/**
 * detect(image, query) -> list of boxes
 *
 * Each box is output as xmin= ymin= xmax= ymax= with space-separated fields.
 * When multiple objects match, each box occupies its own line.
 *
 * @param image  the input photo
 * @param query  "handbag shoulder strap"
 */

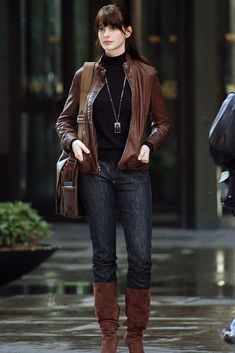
xmin=77 ymin=62 xmax=95 ymax=141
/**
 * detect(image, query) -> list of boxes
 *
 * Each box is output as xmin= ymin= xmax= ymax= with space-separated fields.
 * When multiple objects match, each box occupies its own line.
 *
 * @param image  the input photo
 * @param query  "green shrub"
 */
xmin=0 ymin=201 xmax=51 ymax=247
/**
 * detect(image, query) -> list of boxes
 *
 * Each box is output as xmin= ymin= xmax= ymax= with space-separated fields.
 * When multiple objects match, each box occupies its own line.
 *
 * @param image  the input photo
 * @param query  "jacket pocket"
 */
xmin=79 ymin=152 xmax=97 ymax=173
xmin=126 ymin=154 xmax=149 ymax=171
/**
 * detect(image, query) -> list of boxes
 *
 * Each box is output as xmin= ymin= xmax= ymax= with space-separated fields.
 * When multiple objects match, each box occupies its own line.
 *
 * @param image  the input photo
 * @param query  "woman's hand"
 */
xmin=138 ymin=145 xmax=150 ymax=163
xmin=72 ymin=140 xmax=90 ymax=162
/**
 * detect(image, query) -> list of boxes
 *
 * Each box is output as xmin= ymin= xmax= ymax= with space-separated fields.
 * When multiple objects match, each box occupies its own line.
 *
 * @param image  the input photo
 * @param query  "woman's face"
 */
xmin=98 ymin=24 xmax=132 ymax=57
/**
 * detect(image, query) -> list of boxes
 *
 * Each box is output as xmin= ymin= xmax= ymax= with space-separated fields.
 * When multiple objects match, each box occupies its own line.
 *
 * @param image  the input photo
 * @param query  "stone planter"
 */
xmin=0 ymin=244 xmax=59 ymax=286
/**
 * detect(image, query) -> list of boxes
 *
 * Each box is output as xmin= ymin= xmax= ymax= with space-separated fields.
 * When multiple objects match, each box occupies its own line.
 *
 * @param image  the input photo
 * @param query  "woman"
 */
xmin=56 ymin=4 xmax=171 ymax=353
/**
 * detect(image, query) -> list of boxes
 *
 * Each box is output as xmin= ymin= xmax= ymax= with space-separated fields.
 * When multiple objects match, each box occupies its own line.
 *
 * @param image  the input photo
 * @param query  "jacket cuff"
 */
xmin=69 ymin=138 xmax=78 ymax=151
xmin=143 ymin=141 xmax=154 ymax=152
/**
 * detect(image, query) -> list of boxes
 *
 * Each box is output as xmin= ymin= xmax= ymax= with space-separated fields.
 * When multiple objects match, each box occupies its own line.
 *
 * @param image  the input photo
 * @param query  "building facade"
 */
xmin=1 ymin=0 xmax=234 ymax=228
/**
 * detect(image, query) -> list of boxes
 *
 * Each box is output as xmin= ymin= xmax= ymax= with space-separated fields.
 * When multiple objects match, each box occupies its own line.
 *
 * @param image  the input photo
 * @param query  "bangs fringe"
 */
xmin=95 ymin=6 xmax=124 ymax=31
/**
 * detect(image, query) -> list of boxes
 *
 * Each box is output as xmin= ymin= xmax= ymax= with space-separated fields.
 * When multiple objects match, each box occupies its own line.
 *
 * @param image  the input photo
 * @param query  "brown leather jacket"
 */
xmin=56 ymin=54 xmax=172 ymax=174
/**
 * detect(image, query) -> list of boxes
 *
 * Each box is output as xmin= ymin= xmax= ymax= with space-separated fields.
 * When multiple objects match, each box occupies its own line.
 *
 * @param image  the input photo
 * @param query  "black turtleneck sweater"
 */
xmin=93 ymin=52 xmax=132 ymax=162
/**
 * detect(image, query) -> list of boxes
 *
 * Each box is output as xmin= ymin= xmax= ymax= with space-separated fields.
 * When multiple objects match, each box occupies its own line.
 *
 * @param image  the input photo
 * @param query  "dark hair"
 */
xmin=95 ymin=4 xmax=149 ymax=65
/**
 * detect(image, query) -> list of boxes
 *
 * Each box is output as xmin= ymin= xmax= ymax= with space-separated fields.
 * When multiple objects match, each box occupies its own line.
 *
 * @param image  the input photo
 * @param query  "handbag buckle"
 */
xmin=77 ymin=113 xmax=85 ymax=123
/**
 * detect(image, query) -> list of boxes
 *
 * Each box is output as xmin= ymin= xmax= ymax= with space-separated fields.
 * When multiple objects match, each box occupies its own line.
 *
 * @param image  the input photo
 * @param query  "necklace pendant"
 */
xmin=114 ymin=122 xmax=121 ymax=134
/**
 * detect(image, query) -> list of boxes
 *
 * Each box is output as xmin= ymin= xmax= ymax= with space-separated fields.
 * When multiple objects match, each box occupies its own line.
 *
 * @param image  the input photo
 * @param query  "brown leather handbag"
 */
xmin=56 ymin=62 xmax=95 ymax=218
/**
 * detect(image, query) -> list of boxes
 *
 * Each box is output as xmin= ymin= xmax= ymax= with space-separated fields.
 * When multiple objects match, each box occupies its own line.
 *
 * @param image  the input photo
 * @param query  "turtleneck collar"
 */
xmin=102 ymin=52 xmax=126 ymax=65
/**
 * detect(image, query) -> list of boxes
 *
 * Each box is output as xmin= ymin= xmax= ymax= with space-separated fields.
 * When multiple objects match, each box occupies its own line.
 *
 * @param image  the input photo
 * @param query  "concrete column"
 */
xmin=0 ymin=0 xmax=9 ymax=153
xmin=193 ymin=0 xmax=219 ymax=228
xmin=74 ymin=0 xmax=89 ymax=65
xmin=0 ymin=0 xmax=10 ymax=200
xmin=0 ymin=0 xmax=21 ymax=200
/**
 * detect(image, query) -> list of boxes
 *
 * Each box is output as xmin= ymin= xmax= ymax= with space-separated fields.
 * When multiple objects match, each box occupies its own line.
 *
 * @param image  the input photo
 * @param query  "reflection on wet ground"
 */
xmin=1 ymin=223 xmax=235 ymax=352
xmin=1 ymin=234 xmax=235 ymax=298
xmin=1 ymin=246 xmax=235 ymax=297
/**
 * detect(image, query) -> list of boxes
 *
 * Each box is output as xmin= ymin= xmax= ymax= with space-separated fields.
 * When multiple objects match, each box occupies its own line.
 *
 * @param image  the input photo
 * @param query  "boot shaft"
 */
xmin=93 ymin=282 xmax=119 ymax=323
xmin=124 ymin=287 xmax=151 ymax=353
xmin=125 ymin=287 xmax=151 ymax=329
xmin=93 ymin=282 xmax=119 ymax=353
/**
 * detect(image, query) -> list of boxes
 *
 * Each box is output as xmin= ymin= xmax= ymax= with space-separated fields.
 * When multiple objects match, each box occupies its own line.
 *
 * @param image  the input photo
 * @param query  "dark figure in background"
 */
xmin=56 ymin=4 xmax=171 ymax=353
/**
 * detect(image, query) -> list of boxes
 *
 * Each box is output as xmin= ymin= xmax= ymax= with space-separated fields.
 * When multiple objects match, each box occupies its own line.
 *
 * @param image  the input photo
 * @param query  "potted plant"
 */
xmin=0 ymin=201 xmax=58 ymax=286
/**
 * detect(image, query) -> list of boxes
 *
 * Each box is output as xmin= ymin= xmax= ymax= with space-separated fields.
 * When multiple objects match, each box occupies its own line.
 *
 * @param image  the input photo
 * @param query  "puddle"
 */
xmin=1 ymin=245 xmax=235 ymax=298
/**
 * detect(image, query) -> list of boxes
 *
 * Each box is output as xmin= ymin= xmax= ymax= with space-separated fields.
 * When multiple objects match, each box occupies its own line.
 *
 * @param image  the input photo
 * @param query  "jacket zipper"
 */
xmin=117 ymin=64 xmax=134 ymax=169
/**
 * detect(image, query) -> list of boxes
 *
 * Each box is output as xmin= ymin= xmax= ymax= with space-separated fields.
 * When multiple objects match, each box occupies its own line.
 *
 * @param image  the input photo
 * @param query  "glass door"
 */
xmin=141 ymin=0 xmax=180 ymax=225
xmin=19 ymin=0 xmax=104 ymax=218
xmin=19 ymin=0 xmax=63 ymax=216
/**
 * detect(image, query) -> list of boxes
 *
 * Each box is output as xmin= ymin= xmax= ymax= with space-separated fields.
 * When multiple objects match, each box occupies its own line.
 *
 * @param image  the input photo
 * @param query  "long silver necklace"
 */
xmin=105 ymin=74 xmax=127 ymax=134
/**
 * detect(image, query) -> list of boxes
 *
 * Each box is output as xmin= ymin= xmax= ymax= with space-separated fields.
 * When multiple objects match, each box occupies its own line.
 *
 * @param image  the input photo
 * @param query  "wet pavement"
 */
xmin=1 ymin=222 xmax=235 ymax=352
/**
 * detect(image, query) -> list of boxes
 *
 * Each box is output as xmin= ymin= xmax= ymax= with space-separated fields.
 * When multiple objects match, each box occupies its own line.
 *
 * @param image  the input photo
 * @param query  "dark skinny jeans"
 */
xmin=79 ymin=160 xmax=152 ymax=289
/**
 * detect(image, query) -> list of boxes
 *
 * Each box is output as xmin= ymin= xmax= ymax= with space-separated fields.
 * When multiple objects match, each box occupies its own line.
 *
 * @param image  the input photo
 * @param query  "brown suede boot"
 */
xmin=124 ymin=287 xmax=151 ymax=353
xmin=93 ymin=283 xmax=119 ymax=353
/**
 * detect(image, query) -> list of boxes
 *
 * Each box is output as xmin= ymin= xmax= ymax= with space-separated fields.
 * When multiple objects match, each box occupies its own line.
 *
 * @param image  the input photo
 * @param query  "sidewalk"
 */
xmin=0 ymin=221 xmax=235 ymax=352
